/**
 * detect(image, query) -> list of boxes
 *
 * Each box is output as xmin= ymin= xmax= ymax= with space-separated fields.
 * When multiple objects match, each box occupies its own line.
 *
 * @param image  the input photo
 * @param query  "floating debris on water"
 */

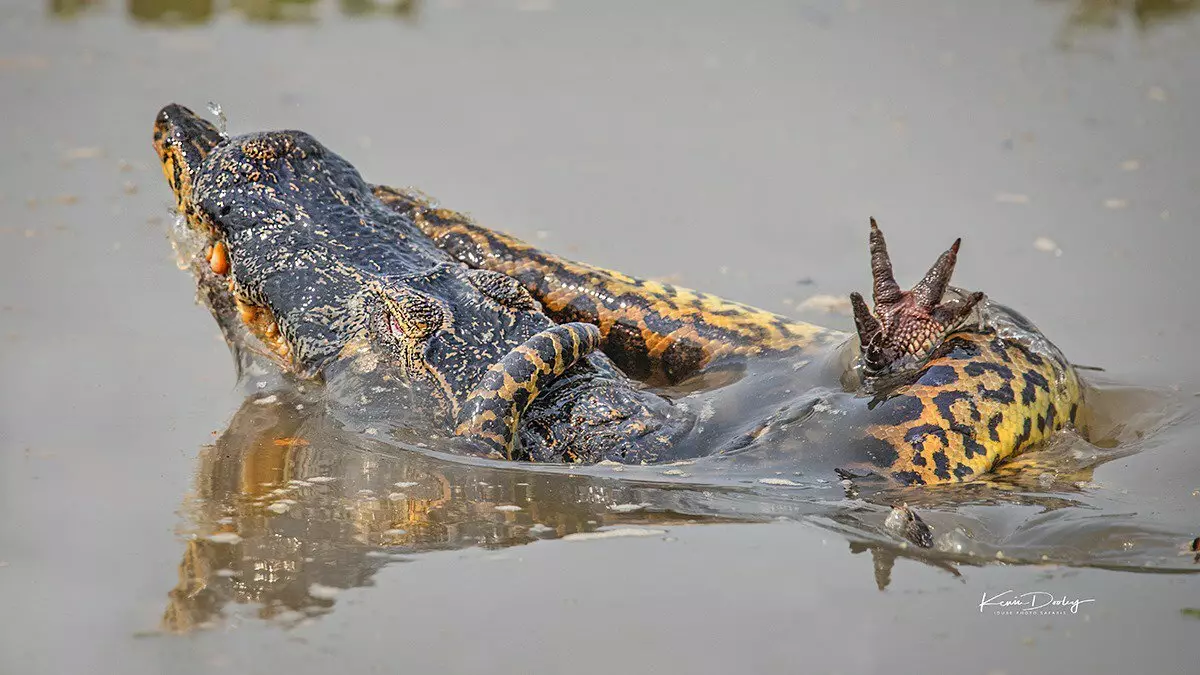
xmin=1033 ymin=237 xmax=1062 ymax=256
xmin=63 ymin=146 xmax=103 ymax=160
xmin=393 ymin=481 xmax=419 ymax=488
xmin=306 ymin=476 xmax=336 ymax=484
xmin=1103 ymin=198 xmax=1129 ymax=209
xmin=1121 ymin=159 xmax=1141 ymax=171
xmin=562 ymin=528 xmax=667 ymax=542
xmin=1147 ymin=86 xmax=1167 ymax=102
xmin=995 ymin=192 xmax=1031 ymax=205
xmin=798 ymin=294 xmax=852 ymax=315
xmin=253 ymin=394 xmax=278 ymax=405
xmin=383 ymin=528 xmax=407 ymax=536
xmin=207 ymin=532 xmax=242 ymax=545
xmin=266 ymin=501 xmax=292 ymax=514
xmin=494 ymin=504 xmax=522 ymax=512
xmin=387 ymin=492 xmax=406 ymax=501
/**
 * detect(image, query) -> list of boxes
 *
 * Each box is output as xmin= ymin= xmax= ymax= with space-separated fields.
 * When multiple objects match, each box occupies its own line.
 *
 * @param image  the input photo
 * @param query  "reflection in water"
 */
xmin=47 ymin=0 xmax=419 ymax=24
xmin=1049 ymin=0 xmax=1200 ymax=47
xmin=163 ymin=390 xmax=744 ymax=632
xmin=1053 ymin=0 xmax=1199 ymax=30
xmin=49 ymin=0 xmax=102 ymax=19
xmin=162 ymin=379 xmax=1199 ymax=632
xmin=129 ymin=0 xmax=216 ymax=24
xmin=46 ymin=0 xmax=1200 ymax=30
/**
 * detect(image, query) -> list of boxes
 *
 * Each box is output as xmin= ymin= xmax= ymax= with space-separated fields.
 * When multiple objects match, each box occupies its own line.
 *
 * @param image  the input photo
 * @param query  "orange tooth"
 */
xmin=209 ymin=240 xmax=229 ymax=276
xmin=237 ymin=298 xmax=256 ymax=325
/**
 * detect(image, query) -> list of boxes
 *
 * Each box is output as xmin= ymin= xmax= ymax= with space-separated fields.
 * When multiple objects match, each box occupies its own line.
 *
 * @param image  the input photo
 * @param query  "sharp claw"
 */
xmin=911 ymin=238 xmax=961 ymax=310
xmin=856 ymin=222 xmax=983 ymax=375
xmin=868 ymin=218 xmax=904 ymax=305
xmin=850 ymin=292 xmax=881 ymax=343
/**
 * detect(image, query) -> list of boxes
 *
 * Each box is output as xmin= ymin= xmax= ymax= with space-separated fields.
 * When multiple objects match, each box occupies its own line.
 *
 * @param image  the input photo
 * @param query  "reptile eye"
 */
xmin=387 ymin=314 xmax=408 ymax=341
xmin=384 ymin=289 xmax=447 ymax=343
xmin=219 ymin=204 xmax=231 ymax=216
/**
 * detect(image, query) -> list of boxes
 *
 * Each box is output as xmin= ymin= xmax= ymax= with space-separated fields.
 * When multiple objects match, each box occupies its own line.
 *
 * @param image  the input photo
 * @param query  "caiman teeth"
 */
xmin=206 ymin=240 xmax=229 ymax=276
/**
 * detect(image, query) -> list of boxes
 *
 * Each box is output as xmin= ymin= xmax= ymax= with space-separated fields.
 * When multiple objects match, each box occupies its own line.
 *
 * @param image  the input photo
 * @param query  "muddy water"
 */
xmin=2 ymin=1 xmax=1199 ymax=674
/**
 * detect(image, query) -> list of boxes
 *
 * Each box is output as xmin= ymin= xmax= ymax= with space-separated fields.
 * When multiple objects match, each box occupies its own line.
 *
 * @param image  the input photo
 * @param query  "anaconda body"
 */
xmin=154 ymin=104 xmax=1085 ymax=485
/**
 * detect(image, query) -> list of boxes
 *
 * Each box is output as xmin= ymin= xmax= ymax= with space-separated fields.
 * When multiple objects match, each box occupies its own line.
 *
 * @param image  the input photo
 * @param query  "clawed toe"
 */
xmin=851 ymin=219 xmax=984 ymax=374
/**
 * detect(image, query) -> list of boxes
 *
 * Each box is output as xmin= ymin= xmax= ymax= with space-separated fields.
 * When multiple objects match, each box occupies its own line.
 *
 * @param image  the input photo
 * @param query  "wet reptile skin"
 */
xmin=153 ymin=104 xmax=691 ymax=463
xmin=373 ymin=186 xmax=1087 ymax=485
xmin=152 ymin=103 xmax=1086 ymax=485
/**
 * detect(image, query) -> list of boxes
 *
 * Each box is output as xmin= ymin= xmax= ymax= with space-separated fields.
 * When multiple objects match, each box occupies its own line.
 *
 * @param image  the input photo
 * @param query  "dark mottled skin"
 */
xmin=154 ymin=103 xmax=1086 ymax=485
xmin=372 ymin=186 xmax=1087 ymax=485
xmin=153 ymin=104 xmax=690 ymax=463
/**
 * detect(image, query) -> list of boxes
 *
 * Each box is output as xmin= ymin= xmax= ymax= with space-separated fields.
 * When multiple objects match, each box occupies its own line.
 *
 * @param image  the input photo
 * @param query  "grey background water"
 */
xmin=2 ymin=1 xmax=1199 ymax=673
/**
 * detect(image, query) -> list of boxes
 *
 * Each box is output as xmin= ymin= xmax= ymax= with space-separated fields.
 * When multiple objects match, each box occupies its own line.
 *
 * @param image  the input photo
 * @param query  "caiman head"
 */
xmin=153 ymin=104 xmax=687 ymax=460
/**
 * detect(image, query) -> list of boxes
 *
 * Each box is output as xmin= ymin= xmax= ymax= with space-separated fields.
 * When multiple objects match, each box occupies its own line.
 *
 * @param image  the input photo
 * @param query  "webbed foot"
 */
xmin=850 ymin=219 xmax=984 ymax=374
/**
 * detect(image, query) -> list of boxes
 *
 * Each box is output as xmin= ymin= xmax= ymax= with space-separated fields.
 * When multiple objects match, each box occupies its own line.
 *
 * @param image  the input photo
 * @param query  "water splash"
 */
xmin=206 ymin=101 xmax=228 ymax=138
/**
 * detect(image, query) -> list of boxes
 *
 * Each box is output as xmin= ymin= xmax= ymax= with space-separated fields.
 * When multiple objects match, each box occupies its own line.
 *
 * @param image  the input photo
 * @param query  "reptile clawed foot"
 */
xmin=850 ymin=219 xmax=984 ymax=374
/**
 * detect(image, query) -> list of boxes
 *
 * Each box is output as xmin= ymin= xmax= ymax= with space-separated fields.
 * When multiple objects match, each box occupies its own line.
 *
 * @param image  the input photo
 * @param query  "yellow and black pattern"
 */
xmin=153 ymin=103 xmax=1088 ymax=485
xmin=373 ymin=185 xmax=840 ymax=385
xmin=853 ymin=332 xmax=1084 ymax=484
xmin=372 ymin=185 xmax=1087 ymax=485
xmin=456 ymin=322 xmax=602 ymax=458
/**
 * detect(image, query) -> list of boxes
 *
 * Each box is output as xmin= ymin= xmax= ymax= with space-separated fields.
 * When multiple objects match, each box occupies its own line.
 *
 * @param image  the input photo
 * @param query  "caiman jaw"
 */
xmin=850 ymin=219 xmax=984 ymax=375
xmin=154 ymin=104 xmax=296 ymax=373
xmin=153 ymin=103 xmax=225 ymax=220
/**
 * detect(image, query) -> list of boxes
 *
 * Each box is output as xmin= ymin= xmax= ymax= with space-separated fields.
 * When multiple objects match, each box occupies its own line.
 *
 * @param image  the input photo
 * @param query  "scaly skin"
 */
xmin=373 ymin=185 xmax=1087 ymax=485
xmin=151 ymin=103 xmax=1086 ymax=484
xmin=374 ymin=186 xmax=841 ymax=385
xmin=153 ymin=104 xmax=690 ymax=463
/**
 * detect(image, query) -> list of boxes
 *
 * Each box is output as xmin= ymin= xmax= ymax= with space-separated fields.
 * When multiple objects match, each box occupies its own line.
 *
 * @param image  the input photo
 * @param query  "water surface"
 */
xmin=2 ymin=1 xmax=1199 ymax=673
